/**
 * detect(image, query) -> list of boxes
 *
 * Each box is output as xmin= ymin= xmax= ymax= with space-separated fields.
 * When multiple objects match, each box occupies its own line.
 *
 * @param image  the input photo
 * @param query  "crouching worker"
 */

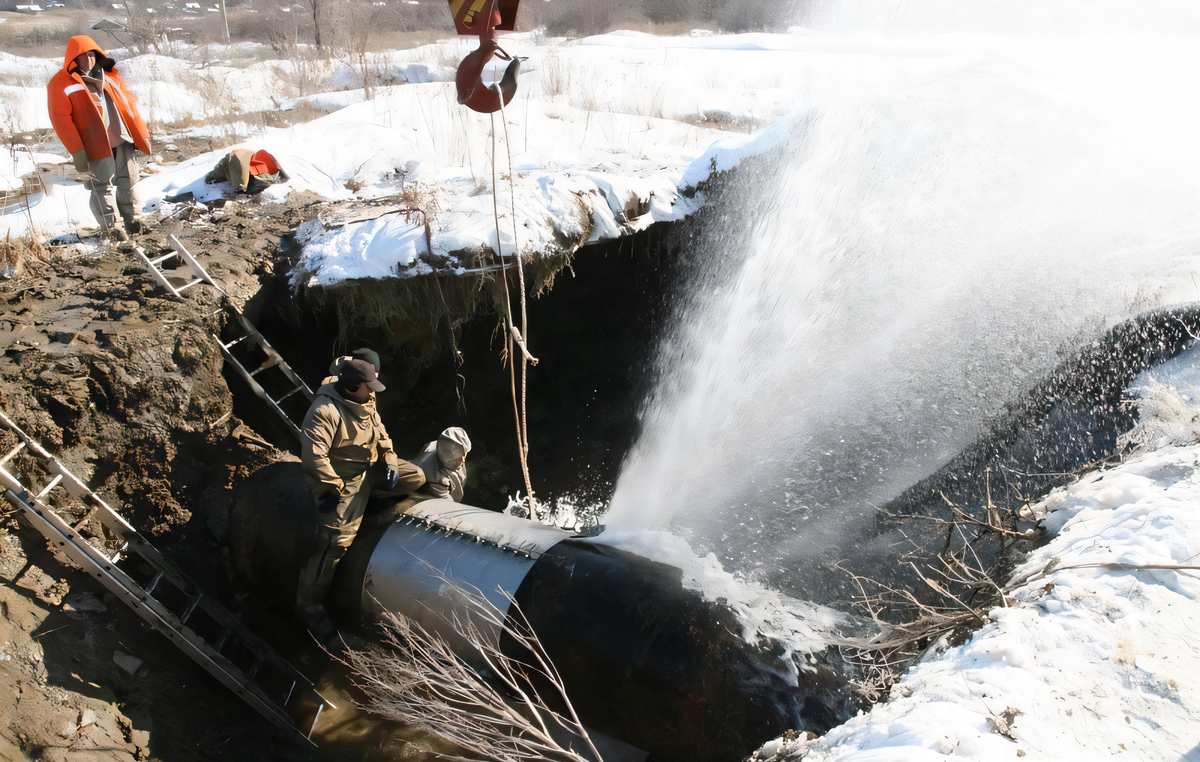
xmin=205 ymin=148 xmax=287 ymax=194
xmin=297 ymin=358 xmax=424 ymax=635
xmin=47 ymin=35 xmax=152 ymax=240
xmin=412 ymin=427 xmax=472 ymax=502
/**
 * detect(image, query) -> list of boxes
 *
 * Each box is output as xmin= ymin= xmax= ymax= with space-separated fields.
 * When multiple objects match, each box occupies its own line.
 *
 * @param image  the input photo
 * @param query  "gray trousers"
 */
xmin=85 ymin=142 xmax=138 ymax=230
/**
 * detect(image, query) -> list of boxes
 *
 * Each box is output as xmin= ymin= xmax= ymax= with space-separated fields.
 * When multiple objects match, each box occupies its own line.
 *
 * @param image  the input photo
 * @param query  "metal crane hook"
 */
xmin=450 ymin=0 xmax=523 ymax=113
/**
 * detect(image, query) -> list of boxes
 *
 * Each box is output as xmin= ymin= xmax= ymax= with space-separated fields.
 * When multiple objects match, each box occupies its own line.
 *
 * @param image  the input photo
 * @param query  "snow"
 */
xmin=770 ymin=348 xmax=1200 ymax=762
xmin=5 ymin=15 xmax=1200 ymax=762
xmin=1 ymin=31 xmax=813 ymax=280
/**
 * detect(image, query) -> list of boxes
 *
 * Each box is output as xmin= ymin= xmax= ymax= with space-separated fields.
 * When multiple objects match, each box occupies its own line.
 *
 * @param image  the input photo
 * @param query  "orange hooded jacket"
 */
xmin=47 ymin=35 xmax=151 ymax=160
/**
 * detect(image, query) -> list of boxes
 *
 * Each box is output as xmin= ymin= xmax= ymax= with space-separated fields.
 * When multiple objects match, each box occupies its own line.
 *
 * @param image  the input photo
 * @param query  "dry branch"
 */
xmin=343 ymin=579 xmax=600 ymax=762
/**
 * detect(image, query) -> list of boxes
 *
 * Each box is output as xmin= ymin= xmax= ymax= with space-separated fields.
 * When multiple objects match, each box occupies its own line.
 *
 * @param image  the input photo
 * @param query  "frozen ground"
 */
xmin=7 ymin=17 xmax=1200 ymax=762
xmin=739 ymin=346 xmax=1200 ymax=762
xmin=2 ymin=31 xmax=806 ymax=283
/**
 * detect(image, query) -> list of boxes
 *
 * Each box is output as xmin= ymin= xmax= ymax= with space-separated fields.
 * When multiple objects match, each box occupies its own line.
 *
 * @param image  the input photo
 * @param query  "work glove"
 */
xmin=70 ymin=150 xmax=89 ymax=173
xmin=385 ymin=465 xmax=401 ymax=489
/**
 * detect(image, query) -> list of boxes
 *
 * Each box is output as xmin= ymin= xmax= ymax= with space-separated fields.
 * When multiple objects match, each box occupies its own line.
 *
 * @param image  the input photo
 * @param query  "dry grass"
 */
xmin=835 ymin=477 xmax=1041 ymax=705
xmin=0 ymin=230 xmax=51 ymax=280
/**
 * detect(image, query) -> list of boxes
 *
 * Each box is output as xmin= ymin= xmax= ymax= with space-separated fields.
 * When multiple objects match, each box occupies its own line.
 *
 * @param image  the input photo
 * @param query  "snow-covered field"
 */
xmin=7 ymin=8 xmax=1200 ymax=761
xmin=2 ymin=31 xmax=809 ymax=283
xmin=767 ymin=348 xmax=1200 ymax=761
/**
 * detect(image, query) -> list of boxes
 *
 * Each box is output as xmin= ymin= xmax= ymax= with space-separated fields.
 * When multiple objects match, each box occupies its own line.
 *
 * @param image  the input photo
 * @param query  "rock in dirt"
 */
xmin=0 ymin=533 xmax=27 ymax=582
xmin=61 ymin=591 xmax=107 ymax=617
xmin=112 ymin=650 xmax=143 ymax=676
xmin=15 ymin=565 xmax=68 ymax=606
xmin=0 ymin=585 xmax=146 ymax=762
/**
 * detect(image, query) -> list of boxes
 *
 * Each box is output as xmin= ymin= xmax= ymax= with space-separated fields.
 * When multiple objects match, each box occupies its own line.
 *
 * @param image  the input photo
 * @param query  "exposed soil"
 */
xmin=0 ymin=186 xmax=393 ymax=761
xmin=0 ymin=137 xmax=703 ymax=759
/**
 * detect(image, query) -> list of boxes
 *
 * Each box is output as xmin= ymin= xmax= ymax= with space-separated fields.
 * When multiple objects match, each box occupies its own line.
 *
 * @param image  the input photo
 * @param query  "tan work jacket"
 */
xmin=411 ymin=441 xmax=467 ymax=502
xmin=301 ymin=383 xmax=394 ymax=494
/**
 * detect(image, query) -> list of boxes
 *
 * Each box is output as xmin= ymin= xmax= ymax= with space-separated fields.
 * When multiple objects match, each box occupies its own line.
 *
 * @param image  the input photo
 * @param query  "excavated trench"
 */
xmin=234 ymin=219 xmax=697 ymax=515
xmin=4 ymin=154 xmax=1199 ymax=762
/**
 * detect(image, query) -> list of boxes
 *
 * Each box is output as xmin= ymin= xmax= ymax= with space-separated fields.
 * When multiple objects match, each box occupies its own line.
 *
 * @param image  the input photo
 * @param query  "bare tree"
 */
xmin=343 ymin=580 xmax=601 ymax=762
xmin=343 ymin=0 xmax=377 ymax=99
xmin=302 ymin=0 xmax=324 ymax=50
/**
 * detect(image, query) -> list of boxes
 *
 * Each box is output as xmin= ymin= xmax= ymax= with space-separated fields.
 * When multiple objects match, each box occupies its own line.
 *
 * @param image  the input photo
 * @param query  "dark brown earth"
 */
xmin=0 ymin=118 xmax=704 ymax=760
xmin=0 ymin=189 xmax=449 ymax=761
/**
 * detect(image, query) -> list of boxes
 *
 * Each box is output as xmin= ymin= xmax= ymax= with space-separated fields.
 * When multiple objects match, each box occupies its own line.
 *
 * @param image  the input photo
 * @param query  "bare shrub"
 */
xmin=713 ymin=1 xmax=793 ymax=33
xmin=342 ymin=0 xmax=379 ymax=98
xmin=0 ymin=19 xmax=75 ymax=54
xmin=539 ymin=55 xmax=570 ymax=100
xmin=522 ymin=0 xmax=629 ymax=37
xmin=835 ymin=545 xmax=1009 ymax=703
xmin=371 ymin=0 xmax=449 ymax=34
xmin=120 ymin=0 xmax=179 ymax=55
xmin=836 ymin=479 xmax=1040 ymax=704
xmin=344 ymin=578 xmax=601 ymax=762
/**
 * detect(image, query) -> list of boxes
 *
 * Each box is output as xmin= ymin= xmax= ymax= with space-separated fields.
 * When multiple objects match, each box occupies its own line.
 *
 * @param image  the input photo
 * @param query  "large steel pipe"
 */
xmin=230 ymin=463 xmax=850 ymax=762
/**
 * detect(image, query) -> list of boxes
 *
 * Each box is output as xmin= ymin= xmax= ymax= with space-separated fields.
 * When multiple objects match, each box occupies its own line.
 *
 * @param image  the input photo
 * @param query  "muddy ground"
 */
xmin=0 ymin=183 xmax=442 ymax=761
xmin=0 ymin=142 xmax=700 ymax=759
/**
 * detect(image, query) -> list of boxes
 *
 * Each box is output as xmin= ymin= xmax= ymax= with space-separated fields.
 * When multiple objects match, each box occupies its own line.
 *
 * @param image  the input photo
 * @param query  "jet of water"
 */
xmin=604 ymin=12 xmax=1200 ymax=596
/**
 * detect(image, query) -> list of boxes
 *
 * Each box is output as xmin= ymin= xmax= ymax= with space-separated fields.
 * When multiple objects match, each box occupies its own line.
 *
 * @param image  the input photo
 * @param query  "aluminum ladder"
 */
xmin=135 ymin=234 xmax=219 ymax=298
xmin=133 ymin=235 xmax=314 ymax=440
xmin=0 ymin=409 xmax=335 ymax=743
xmin=214 ymin=303 xmax=314 ymax=441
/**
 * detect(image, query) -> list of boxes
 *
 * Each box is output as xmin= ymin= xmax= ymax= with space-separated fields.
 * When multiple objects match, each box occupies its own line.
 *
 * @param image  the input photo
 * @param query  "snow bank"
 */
xmin=774 ymin=349 xmax=1200 ymax=761
xmin=117 ymin=80 xmax=731 ymax=285
xmin=1 ymin=30 xmax=830 ymax=273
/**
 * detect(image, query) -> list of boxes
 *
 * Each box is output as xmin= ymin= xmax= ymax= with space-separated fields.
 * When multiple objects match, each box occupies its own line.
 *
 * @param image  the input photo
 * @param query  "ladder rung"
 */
xmin=143 ymin=570 xmax=164 ymax=595
xmin=276 ymin=385 xmax=304 ymax=402
xmin=148 ymin=253 xmax=175 ymax=265
xmin=35 ymin=474 xmax=64 ymax=500
xmin=1 ymin=409 xmax=323 ymax=743
xmin=0 ymin=440 xmax=27 ymax=466
xmin=308 ymin=702 xmax=325 ymax=741
xmin=180 ymin=595 xmax=202 ymax=623
xmin=222 ymin=334 xmax=252 ymax=350
xmin=176 ymin=279 xmax=204 ymax=292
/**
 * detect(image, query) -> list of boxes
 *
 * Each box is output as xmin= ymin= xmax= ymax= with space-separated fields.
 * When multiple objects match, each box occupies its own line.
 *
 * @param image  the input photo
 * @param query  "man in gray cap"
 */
xmin=411 ymin=427 xmax=472 ymax=502
xmin=297 ymin=358 xmax=424 ymax=634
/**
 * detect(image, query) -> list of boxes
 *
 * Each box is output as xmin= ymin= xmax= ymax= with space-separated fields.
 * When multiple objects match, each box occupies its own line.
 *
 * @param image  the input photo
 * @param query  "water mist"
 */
xmin=601 ymin=2 xmax=1200 ymax=603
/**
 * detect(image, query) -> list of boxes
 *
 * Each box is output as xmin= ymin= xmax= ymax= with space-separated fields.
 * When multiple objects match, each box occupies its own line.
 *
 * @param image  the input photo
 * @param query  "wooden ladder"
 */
xmin=0 ymin=409 xmax=335 ymax=743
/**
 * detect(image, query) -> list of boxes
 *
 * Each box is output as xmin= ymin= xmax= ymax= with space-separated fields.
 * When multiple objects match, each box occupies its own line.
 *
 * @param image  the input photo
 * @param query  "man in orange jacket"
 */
xmin=47 ymin=36 xmax=152 ymax=239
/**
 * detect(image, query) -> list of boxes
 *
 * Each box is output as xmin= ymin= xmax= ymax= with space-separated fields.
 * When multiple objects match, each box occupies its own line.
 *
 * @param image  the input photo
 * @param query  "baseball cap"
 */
xmin=339 ymin=358 xmax=385 ymax=392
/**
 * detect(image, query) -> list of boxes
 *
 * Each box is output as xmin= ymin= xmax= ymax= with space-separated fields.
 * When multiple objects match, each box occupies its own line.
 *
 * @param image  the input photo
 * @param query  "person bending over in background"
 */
xmin=297 ymin=359 xmax=424 ymax=636
xmin=47 ymin=35 xmax=151 ymax=241
xmin=412 ymin=427 xmax=472 ymax=503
